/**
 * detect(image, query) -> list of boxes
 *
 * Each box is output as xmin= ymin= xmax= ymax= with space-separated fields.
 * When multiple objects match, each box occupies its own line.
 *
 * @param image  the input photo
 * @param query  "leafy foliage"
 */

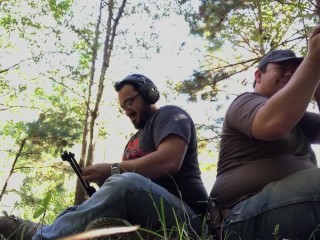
xmin=177 ymin=0 xmax=319 ymax=149
xmin=0 ymin=74 xmax=83 ymax=220
xmin=0 ymin=0 xmax=201 ymax=219
xmin=181 ymin=0 xmax=318 ymax=99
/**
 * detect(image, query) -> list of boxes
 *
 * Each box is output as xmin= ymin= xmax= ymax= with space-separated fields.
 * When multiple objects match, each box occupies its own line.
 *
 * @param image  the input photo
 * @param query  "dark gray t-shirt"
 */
xmin=211 ymin=92 xmax=319 ymax=208
xmin=123 ymin=105 xmax=208 ymax=215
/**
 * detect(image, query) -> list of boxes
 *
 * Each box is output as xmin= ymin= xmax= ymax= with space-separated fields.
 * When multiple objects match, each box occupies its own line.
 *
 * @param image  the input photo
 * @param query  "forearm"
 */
xmin=256 ymin=25 xmax=320 ymax=139
xmin=119 ymin=136 xmax=187 ymax=179
xmin=119 ymin=151 xmax=178 ymax=179
xmin=259 ymin=59 xmax=320 ymax=136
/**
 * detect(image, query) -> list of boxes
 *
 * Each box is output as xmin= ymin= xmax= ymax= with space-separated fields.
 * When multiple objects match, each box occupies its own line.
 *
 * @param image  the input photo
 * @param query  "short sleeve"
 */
xmin=152 ymin=106 xmax=192 ymax=147
xmin=225 ymin=92 xmax=268 ymax=138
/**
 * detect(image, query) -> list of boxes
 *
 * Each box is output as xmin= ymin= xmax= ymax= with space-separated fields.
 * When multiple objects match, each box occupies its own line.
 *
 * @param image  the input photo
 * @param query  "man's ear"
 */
xmin=254 ymin=69 xmax=262 ymax=84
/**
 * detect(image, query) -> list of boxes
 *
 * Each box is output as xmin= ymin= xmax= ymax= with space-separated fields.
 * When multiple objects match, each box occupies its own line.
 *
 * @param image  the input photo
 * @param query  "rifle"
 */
xmin=61 ymin=151 xmax=96 ymax=197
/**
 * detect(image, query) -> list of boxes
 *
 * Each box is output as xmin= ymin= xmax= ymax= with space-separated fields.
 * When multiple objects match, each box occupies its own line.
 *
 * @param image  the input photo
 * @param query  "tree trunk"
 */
xmin=74 ymin=0 xmax=127 ymax=204
xmin=315 ymin=0 xmax=320 ymax=19
xmin=74 ymin=0 xmax=102 ymax=203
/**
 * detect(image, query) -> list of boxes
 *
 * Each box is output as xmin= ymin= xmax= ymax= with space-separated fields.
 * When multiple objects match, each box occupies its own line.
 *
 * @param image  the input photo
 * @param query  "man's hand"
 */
xmin=306 ymin=25 xmax=320 ymax=63
xmin=82 ymin=163 xmax=111 ymax=187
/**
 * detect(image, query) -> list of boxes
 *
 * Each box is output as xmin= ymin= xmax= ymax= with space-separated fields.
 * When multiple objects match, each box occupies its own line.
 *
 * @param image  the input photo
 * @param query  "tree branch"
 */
xmin=0 ymin=139 xmax=27 ymax=202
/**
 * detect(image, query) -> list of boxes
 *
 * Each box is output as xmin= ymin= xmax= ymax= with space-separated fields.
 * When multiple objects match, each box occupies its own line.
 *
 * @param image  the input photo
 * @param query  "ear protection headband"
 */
xmin=119 ymin=74 xmax=160 ymax=104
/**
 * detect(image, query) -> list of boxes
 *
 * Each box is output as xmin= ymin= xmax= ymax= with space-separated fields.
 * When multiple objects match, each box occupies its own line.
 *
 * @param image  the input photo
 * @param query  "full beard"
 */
xmin=133 ymin=106 xmax=152 ymax=129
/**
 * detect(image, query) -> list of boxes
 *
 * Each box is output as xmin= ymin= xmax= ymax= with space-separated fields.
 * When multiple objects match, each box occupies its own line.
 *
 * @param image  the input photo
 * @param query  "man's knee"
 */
xmin=102 ymin=172 xmax=150 ymax=190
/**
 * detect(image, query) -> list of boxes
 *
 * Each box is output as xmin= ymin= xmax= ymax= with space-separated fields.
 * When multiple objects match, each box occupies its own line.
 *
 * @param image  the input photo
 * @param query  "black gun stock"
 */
xmin=61 ymin=151 xmax=96 ymax=197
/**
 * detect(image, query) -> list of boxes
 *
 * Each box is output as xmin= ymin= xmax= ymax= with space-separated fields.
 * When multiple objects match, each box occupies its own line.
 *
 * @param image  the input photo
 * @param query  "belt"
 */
xmin=219 ymin=208 xmax=230 ymax=219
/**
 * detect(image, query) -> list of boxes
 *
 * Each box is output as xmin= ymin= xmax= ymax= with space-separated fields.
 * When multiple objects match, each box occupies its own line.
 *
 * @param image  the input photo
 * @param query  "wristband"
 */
xmin=111 ymin=163 xmax=121 ymax=175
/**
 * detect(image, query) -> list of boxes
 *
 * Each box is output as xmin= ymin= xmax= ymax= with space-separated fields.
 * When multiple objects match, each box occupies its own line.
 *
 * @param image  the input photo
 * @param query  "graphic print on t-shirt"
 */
xmin=123 ymin=131 xmax=150 ymax=160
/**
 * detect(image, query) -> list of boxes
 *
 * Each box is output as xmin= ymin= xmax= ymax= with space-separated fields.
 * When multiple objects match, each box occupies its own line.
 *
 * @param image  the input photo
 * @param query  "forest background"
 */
xmin=1 ymin=0 xmax=320 ymax=224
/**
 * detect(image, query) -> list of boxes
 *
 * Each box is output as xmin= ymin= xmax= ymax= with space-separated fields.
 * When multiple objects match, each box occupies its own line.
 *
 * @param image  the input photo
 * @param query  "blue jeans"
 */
xmin=33 ymin=173 xmax=205 ymax=239
xmin=222 ymin=168 xmax=320 ymax=240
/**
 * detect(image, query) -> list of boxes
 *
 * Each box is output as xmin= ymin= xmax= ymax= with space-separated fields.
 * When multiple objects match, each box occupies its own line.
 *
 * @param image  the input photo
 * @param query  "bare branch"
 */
xmin=0 ymin=51 xmax=71 ymax=74
xmin=0 ymin=57 xmax=34 ymax=74
xmin=40 ymin=73 xmax=87 ymax=102
xmin=0 ymin=139 xmax=27 ymax=202
xmin=0 ymin=104 xmax=41 ymax=112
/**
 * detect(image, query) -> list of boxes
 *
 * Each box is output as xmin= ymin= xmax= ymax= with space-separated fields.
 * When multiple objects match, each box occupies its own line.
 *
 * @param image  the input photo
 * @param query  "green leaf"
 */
xmin=32 ymin=191 xmax=52 ymax=218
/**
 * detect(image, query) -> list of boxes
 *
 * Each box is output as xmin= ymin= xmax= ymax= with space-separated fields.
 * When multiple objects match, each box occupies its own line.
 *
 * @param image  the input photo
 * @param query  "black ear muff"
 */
xmin=119 ymin=74 xmax=160 ymax=104
xmin=139 ymin=81 xmax=160 ymax=104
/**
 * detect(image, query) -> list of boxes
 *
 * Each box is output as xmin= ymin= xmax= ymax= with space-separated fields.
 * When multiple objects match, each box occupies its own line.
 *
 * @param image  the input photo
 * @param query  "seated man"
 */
xmin=210 ymin=25 xmax=320 ymax=240
xmin=0 ymin=74 xmax=208 ymax=240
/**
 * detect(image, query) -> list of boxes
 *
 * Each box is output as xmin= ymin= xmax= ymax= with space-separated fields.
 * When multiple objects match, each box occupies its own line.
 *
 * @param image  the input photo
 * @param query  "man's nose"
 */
xmin=124 ymin=108 xmax=132 ymax=116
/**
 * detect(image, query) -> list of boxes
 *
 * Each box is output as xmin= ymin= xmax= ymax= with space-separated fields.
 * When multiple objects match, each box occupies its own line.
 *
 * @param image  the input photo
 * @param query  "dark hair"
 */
xmin=114 ymin=80 xmax=140 ymax=92
xmin=114 ymin=74 xmax=160 ymax=104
